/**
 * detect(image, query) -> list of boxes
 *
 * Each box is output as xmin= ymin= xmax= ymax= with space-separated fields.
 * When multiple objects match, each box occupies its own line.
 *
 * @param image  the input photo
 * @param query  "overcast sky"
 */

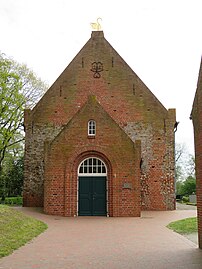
xmin=1 ymin=0 xmax=202 ymax=154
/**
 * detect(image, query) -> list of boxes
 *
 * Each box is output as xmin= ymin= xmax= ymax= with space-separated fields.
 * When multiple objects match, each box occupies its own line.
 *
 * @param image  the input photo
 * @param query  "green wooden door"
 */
xmin=78 ymin=176 xmax=106 ymax=216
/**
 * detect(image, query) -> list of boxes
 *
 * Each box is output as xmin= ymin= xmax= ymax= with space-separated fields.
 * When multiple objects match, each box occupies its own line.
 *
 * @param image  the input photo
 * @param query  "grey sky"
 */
xmin=1 ymin=0 xmax=202 ymax=154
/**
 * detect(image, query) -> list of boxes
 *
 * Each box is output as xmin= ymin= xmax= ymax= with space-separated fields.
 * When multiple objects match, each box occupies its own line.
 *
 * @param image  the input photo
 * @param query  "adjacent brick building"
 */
xmin=23 ymin=31 xmax=176 ymax=217
xmin=191 ymin=57 xmax=202 ymax=248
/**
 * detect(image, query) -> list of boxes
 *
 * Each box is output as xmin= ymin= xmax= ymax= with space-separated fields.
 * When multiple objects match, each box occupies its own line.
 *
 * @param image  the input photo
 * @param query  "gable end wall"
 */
xmin=23 ymin=31 xmax=176 ymax=213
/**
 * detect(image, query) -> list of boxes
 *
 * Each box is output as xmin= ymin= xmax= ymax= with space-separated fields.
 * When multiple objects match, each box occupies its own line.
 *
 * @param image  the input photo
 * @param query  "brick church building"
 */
xmin=191 ymin=57 xmax=202 ymax=248
xmin=23 ymin=31 xmax=176 ymax=217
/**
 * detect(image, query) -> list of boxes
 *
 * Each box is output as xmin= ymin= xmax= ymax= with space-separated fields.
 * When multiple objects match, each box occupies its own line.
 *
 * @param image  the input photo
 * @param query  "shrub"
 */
xmin=2 ymin=197 xmax=23 ymax=206
xmin=182 ymin=196 xmax=189 ymax=203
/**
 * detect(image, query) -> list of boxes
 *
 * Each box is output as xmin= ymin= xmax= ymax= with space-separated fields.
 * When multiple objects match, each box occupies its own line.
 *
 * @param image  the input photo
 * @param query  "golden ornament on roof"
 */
xmin=90 ymin=18 xmax=102 ymax=31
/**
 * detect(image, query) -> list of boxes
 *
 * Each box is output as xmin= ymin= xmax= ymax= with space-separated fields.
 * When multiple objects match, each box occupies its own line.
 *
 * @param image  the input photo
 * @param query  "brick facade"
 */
xmin=191 ymin=57 xmax=202 ymax=248
xmin=23 ymin=31 xmax=176 ymax=216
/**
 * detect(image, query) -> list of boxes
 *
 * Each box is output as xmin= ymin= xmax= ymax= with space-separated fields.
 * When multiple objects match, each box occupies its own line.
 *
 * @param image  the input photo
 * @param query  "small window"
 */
xmin=88 ymin=120 xmax=96 ymax=136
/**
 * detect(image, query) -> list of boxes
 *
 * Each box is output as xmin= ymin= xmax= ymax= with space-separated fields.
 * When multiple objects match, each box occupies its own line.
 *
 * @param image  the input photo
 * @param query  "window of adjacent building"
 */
xmin=88 ymin=120 xmax=96 ymax=136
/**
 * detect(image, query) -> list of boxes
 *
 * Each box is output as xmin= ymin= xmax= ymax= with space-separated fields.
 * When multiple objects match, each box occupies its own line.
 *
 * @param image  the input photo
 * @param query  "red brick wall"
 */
xmin=191 ymin=58 xmax=202 ymax=248
xmin=23 ymin=31 xmax=176 ymax=213
xmin=43 ymin=96 xmax=141 ymax=216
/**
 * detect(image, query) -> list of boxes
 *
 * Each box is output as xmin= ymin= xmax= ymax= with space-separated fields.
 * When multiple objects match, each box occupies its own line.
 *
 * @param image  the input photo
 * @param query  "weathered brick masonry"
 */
xmin=23 ymin=31 xmax=176 ymax=216
xmin=191 ymin=57 xmax=202 ymax=248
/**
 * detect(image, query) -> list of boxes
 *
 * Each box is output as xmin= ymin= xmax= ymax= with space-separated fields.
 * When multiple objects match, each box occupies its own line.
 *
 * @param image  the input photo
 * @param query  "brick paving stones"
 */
xmin=0 ymin=207 xmax=201 ymax=269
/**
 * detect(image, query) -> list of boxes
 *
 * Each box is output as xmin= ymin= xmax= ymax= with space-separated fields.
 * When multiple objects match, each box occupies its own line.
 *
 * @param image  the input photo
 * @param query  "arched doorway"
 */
xmin=78 ymin=157 xmax=107 ymax=216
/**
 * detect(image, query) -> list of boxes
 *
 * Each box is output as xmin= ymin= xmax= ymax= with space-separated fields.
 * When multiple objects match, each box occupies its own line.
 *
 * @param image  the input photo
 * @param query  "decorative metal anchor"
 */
xmin=91 ymin=62 xmax=103 ymax=78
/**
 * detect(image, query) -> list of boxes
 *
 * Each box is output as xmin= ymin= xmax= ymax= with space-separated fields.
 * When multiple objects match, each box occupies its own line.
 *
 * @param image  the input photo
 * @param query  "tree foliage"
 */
xmin=0 ymin=154 xmax=24 ymax=199
xmin=175 ymin=143 xmax=195 ymax=181
xmin=0 ymin=52 xmax=48 ymax=171
xmin=181 ymin=176 xmax=196 ymax=195
xmin=176 ymin=176 xmax=196 ymax=196
xmin=175 ymin=143 xmax=196 ymax=196
xmin=175 ymin=143 xmax=186 ymax=164
xmin=0 ymin=52 xmax=48 ymax=199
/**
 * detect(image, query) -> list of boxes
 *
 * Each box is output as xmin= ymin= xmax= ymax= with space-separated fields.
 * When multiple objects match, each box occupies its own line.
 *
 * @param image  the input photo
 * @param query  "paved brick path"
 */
xmin=0 ymin=207 xmax=201 ymax=269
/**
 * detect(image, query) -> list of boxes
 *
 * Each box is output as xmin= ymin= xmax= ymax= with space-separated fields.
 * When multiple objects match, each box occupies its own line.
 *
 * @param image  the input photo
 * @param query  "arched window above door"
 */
xmin=78 ymin=157 xmax=107 ymax=176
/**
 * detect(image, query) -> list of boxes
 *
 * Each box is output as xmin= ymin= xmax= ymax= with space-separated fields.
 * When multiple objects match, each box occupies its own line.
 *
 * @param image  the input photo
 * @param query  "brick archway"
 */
xmin=64 ymin=150 xmax=114 ymax=217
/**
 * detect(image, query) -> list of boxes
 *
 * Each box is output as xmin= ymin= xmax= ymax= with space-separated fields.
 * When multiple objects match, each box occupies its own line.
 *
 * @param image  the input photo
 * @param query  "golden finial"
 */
xmin=90 ymin=17 xmax=102 ymax=31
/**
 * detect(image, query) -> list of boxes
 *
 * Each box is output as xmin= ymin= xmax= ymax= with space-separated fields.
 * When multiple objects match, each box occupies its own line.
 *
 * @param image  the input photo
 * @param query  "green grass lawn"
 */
xmin=0 ymin=205 xmax=47 ymax=258
xmin=167 ymin=217 xmax=198 ymax=234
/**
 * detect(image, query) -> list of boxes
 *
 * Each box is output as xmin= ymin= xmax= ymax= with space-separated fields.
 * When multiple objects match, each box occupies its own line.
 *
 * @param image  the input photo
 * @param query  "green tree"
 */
xmin=175 ymin=143 xmax=195 ymax=180
xmin=186 ymin=154 xmax=195 ymax=178
xmin=175 ymin=143 xmax=186 ymax=182
xmin=0 ymin=154 xmax=24 ymax=199
xmin=175 ymin=143 xmax=196 ymax=197
xmin=181 ymin=176 xmax=196 ymax=196
xmin=176 ymin=180 xmax=184 ymax=196
xmin=0 ymin=52 xmax=47 ymax=172
xmin=0 ymin=52 xmax=48 ymax=199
